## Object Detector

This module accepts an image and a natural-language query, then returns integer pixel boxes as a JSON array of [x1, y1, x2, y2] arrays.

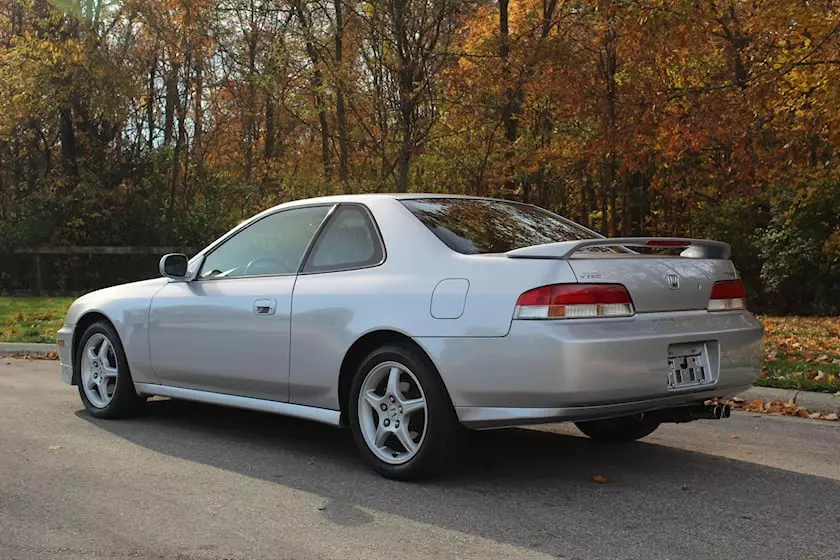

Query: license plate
[[667, 343, 713, 389]]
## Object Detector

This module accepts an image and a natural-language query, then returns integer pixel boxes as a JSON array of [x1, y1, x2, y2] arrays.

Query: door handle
[[253, 298, 276, 315]]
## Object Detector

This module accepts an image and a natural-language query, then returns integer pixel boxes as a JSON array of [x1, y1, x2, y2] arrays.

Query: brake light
[[645, 239, 689, 247], [514, 284, 635, 320], [707, 280, 746, 311]]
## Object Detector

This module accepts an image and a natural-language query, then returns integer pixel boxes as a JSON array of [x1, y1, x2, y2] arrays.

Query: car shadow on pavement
[[76, 398, 840, 559]]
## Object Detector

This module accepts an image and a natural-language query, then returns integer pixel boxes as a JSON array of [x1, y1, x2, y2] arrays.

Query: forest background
[[1, 0, 839, 314]]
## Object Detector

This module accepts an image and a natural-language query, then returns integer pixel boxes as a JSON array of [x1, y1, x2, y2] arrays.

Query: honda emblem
[[667, 274, 680, 290]]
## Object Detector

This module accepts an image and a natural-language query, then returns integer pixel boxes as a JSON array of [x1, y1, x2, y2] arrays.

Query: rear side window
[[303, 205, 384, 273], [400, 198, 604, 254]]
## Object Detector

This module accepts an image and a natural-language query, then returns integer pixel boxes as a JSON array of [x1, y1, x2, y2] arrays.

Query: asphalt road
[[2, 359, 840, 560]]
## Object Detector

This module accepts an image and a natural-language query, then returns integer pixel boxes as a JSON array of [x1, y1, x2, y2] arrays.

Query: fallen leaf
[[47, 445, 62, 451], [815, 354, 830, 363], [815, 371, 828, 382], [731, 434, 740, 439], [744, 399, 764, 412], [592, 474, 615, 484], [824, 413, 839, 421], [808, 412, 822, 419]]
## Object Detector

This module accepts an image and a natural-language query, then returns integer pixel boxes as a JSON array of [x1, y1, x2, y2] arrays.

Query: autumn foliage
[[1, 0, 839, 311]]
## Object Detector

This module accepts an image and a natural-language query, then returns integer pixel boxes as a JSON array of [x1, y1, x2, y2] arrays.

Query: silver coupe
[[57, 194, 763, 479]]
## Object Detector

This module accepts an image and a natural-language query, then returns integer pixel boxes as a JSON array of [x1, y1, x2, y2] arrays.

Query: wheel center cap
[[388, 406, 399, 419]]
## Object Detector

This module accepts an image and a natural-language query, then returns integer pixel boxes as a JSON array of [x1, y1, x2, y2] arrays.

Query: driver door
[[149, 204, 332, 401]]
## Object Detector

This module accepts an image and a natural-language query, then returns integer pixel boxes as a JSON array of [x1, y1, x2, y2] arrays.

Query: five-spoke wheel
[[75, 321, 144, 419], [349, 344, 461, 480], [80, 333, 119, 408], [358, 361, 428, 465]]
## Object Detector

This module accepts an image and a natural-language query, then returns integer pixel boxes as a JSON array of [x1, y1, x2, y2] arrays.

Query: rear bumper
[[57, 325, 74, 385], [455, 387, 751, 429], [418, 310, 763, 428]]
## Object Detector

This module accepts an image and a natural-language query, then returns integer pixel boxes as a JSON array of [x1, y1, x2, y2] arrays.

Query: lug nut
[[384, 419, 390, 427], [395, 421, 400, 428], [389, 396, 396, 403], [380, 403, 387, 411]]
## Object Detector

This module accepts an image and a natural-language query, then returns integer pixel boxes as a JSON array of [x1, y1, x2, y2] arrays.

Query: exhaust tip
[[722, 404, 731, 418]]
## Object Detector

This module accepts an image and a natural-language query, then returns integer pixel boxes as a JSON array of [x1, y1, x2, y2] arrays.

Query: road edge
[[0, 342, 56, 355], [735, 386, 840, 416]]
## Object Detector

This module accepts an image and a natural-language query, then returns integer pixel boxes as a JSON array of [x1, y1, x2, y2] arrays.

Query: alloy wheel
[[80, 333, 118, 408], [357, 361, 428, 465]]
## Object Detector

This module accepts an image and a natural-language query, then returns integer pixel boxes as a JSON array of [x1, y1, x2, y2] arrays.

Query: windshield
[[400, 197, 606, 254]]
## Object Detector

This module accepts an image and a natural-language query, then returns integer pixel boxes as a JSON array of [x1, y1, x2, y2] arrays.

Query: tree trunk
[[193, 54, 204, 178], [163, 60, 178, 146], [294, 0, 332, 182], [147, 55, 156, 150], [334, 0, 349, 184], [392, 0, 417, 192], [264, 96, 275, 160], [498, 0, 517, 198], [58, 108, 78, 176], [167, 107, 185, 232], [600, 10, 618, 237], [396, 136, 412, 192]]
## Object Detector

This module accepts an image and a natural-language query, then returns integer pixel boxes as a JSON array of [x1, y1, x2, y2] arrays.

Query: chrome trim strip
[[134, 384, 342, 426]]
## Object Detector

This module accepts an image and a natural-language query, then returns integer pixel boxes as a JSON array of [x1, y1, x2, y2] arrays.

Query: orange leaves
[[730, 397, 838, 421], [592, 474, 616, 484], [766, 321, 840, 357]]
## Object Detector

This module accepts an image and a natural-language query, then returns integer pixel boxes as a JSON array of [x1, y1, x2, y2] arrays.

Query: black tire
[[75, 321, 144, 419], [348, 344, 461, 480], [575, 414, 660, 442]]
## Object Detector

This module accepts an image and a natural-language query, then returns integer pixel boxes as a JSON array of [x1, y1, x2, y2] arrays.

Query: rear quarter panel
[[288, 198, 579, 409]]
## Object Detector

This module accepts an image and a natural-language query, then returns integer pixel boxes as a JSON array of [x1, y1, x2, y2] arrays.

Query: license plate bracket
[[666, 342, 714, 390]]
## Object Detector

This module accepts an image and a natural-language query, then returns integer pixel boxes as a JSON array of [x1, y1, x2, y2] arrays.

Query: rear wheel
[[75, 321, 144, 419], [349, 344, 460, 480], [575, 414, 660, 442]]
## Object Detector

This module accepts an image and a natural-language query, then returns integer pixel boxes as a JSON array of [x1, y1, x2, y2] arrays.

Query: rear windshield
[[400, 198, 603, 254]]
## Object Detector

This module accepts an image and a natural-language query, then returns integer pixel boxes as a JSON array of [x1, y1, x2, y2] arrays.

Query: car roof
[[263, 193, 513, 213]]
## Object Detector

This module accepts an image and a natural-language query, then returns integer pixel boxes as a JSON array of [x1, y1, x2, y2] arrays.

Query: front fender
[[61, 278, 169, 385]]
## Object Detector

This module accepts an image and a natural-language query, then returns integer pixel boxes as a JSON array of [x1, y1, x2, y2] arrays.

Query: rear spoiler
[[506, 237, 731, 260]]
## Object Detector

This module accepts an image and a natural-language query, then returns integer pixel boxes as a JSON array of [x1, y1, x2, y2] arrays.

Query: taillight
[[514, 284, 635, 320], [645, 239, 689, 248], [707, 280, 746, 311]]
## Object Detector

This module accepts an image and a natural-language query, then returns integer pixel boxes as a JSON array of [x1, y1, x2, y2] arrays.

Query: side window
[[303, 205, 384, 273], [198, 205, 331, 279]]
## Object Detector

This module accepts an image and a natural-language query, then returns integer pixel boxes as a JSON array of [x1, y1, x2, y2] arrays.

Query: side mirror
[[159, 253, 189, 280]]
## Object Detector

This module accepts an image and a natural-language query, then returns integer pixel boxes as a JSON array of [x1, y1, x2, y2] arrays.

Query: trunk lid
[[566, 254, 738, 312]]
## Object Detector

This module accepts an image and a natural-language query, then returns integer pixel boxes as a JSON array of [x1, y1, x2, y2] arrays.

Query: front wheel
[[348, 344, 460, 480], [75, 321, 144, 419], [575, 414, 660, 442]]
